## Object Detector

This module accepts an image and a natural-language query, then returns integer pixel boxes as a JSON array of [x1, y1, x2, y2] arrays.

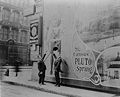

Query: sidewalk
[[1, 76, 119, 97]]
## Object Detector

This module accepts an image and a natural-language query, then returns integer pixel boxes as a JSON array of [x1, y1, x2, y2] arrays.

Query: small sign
[[30, 22, 38, 44]]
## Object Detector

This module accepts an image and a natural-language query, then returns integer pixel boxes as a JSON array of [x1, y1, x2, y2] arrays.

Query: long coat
[[54, 57, 63, 73], [14, 60, 21, 72], [38, 60, 46, 74]]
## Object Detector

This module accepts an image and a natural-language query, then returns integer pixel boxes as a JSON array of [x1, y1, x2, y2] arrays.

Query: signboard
[[42, 0, 120, 93], [30, 22, 38, 44], [72, 32, 101, 85]]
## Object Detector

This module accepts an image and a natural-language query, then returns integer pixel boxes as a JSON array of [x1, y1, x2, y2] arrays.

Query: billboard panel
[[40, 0, 120, 93], [30, 22, 38, 44]]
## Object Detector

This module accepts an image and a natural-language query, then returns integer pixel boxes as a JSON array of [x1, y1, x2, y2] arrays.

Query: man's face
[[38, 55, 42, 60], [53, 50, 59, 58]]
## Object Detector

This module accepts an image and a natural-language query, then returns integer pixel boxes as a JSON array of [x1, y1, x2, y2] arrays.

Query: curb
[[2, 81, 81, 97], [46, 81, 120, 95]]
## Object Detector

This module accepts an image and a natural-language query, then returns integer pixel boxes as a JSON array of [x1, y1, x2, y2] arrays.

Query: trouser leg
[[42, 73, 45, 84], [39, 75, 42, 84], [55, 72, 60, 86], [57, 73, 60, 86], [16, 72, 18, 77], [55, 72, 58, 85]]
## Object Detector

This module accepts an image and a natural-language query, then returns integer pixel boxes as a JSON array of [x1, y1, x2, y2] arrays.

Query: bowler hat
[[53, 47, 58, 51]]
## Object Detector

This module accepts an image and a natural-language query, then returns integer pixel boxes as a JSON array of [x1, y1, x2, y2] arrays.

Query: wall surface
[[32, 0, 120, 92]]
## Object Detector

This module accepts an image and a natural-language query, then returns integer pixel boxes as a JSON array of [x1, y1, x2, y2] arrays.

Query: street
[[0, 82, 66, 97]]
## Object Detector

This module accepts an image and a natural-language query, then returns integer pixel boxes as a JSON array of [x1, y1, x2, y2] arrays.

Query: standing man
[[38, 54, 46, 85], [14, 59, 20, 77], [53, 47, 63, 87], [4, 68, 9, 76]]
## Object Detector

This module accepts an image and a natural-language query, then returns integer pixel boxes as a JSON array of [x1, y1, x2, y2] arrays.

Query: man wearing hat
[[53, 47, 63, 87], [38, 54, 47, 85]]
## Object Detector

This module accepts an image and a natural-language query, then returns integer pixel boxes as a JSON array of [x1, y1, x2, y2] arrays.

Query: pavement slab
[[1, 76, 120, 97]]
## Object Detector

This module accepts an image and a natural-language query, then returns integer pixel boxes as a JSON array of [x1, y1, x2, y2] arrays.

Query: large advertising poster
[[72, 32, 100, 85], [44, 0, 120, 89], [30, 22, 39, 61]]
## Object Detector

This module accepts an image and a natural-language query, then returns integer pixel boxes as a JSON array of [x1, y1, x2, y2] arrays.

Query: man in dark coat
[[38, 54, 46, 85], [53, 47, 63, 87], [14, 59, 21, 77], [4, 68, 9, 76]]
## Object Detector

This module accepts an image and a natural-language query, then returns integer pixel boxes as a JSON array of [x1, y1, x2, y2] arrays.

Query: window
[[114, 70, 119, 79], [2, 8, 11, 21], [10, 12, 14, 22], [23, 17, 29, 26], [13, 10, 19, 23], [0, 25, 3, 40], [21, 30, 28, 43], [13, 29, 18, 42], [19, 31, 23, 42], [8, 28, 18, 42], [3, 27, 9, 40], [19, 12, 24, 24], [4, 28, 8, 40], [9, 30, 14, 39], [0, 7, 2, 21]]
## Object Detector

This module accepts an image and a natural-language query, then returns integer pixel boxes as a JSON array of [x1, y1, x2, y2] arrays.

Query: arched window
[[2, 7, 11, 21], [2, 26, 9, 40], [0, 7, 2, 21], [13, 10, 20, 23], [21, 30, 28, 43]]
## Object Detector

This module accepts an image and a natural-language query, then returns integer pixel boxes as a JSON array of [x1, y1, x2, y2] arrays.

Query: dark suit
[[14, 60, 21, 77], [38, 59, 46, 84], [54, 57, 63, 87]]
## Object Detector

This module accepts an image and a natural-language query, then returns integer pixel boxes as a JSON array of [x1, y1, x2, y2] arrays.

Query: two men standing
[[38, 47, 63, 87]]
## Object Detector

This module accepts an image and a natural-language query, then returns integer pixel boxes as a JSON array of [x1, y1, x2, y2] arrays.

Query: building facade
[[0, 0, 35, 9], [0, 2, 30, 66]]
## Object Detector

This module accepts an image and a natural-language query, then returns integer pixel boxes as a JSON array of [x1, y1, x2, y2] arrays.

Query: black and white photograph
[[0, 0, 120, 97]]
